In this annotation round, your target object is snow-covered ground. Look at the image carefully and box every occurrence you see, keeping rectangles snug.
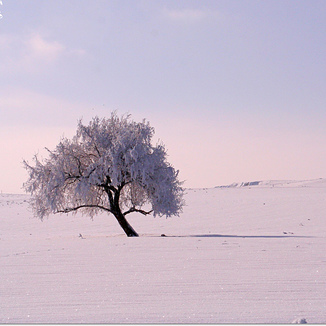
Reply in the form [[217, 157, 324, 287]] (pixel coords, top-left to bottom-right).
[[1, 179, 326, 323]]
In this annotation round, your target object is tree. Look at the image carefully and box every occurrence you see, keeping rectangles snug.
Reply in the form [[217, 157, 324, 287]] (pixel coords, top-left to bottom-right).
[[23, 113, 184, 237]]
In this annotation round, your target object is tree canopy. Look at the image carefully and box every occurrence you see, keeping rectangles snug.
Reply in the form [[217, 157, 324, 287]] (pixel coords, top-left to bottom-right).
[[23, 113, 184, 236]]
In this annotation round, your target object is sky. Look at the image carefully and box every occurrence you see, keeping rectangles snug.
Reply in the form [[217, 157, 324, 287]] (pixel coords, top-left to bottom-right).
[[1, 0, 326, 193]]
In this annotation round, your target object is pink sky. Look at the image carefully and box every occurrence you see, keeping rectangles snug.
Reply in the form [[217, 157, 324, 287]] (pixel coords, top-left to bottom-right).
[[1, 0, 326, 193]]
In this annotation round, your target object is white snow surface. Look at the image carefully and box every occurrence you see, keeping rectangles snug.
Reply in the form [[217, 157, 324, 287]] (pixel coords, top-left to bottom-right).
[[1, 178, 326, 323]]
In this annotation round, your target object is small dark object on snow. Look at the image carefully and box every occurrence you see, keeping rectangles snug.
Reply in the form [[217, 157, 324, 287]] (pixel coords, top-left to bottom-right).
[[161, 234, 166, 237], [292, 318, 307, 324]]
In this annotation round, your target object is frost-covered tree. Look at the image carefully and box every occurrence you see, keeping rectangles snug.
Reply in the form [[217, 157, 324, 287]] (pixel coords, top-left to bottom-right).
[[23, 113, 184, 237]]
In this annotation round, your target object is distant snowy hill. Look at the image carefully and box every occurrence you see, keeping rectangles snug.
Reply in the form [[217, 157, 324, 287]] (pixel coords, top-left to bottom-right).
[[216, 178, 326, 188]]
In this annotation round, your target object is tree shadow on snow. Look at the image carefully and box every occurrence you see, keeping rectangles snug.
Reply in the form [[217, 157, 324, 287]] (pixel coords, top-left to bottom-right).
[[166, 234, 314, 239]]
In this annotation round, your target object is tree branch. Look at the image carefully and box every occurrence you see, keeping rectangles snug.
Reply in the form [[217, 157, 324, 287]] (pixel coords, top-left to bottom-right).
[[123, 207, 153, 216], [56, 204, 112, 214], [81, 125, 102, 157]]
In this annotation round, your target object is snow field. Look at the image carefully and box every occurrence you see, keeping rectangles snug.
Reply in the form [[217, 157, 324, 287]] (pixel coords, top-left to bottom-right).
[[1, 179, 326, 323]]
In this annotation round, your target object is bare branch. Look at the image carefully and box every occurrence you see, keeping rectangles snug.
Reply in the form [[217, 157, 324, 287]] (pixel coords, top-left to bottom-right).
[[56, 204, 112, 214], [123, 207, 153, 216]]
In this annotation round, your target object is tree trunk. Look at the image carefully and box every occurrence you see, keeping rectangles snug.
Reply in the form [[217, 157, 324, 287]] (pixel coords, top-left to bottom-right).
[[105, 186, 139, 237], [113, 210, 139, 237]]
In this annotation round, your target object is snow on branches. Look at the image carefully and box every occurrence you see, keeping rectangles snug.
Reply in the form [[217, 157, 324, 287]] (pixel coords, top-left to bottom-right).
[[23, 112, 185, 236]]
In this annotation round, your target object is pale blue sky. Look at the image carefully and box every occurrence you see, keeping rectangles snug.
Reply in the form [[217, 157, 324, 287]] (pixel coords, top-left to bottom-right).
[[1, 0, 326, 193]]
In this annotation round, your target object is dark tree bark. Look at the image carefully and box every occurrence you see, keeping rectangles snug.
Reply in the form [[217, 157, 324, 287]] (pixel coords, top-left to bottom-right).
[[113, 210, 139, 237], [105, 184, 139, 237]]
